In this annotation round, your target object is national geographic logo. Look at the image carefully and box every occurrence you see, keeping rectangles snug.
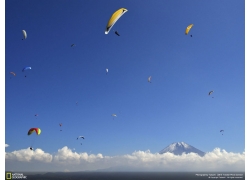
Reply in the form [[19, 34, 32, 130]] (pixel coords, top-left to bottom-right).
[[6, 172, 11, 179], [6, 172, 27, 179]]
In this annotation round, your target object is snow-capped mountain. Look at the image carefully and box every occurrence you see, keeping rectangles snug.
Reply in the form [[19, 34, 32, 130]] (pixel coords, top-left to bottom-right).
[[159, 142, 205, 156]]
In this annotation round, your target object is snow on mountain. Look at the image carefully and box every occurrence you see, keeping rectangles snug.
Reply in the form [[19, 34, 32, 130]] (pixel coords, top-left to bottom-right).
[[159, 142, 205, 156]]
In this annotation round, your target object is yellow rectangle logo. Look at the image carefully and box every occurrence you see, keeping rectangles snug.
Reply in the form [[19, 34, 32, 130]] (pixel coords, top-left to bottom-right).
[[6, 172, 12, 180]]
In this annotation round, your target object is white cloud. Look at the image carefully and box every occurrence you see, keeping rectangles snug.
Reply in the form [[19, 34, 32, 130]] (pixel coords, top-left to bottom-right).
[[5, 144, 9, 148], [5, 146, 245, 172], [5, 147, 52, 163], [53, 146, 103, 164]]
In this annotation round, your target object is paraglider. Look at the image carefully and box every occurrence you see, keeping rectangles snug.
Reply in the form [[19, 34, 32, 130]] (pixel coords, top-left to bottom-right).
[[105, 8, 128, 34], [10, 72, 16, 76], [106, 68, 108, 75], [22, 66, 31, 77], [59, 123, 62, 131], [77, 136, 84, 144], [10, 72, 16, 79], [28, 128, 41, 148], [71, 44, 75, 47], [115, 31, 120, 36], [28, 128, 42, 150], [208, 90, 214, 96], [220, 130, 224, 135], [22, 30, 27, 40], [148, 76, 152, 83], [77, 136, 84, 140], [28, 128, 41, 135], [185, 24, 193, 36], [112, 114, 117, 120], [22, 66, 31, 72]]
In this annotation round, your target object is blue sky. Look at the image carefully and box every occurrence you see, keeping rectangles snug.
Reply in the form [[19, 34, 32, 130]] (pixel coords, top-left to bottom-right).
[[3, 0, 248, 173]]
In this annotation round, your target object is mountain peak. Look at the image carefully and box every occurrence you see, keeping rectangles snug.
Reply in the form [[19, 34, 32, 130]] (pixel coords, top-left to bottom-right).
[[159, 142, 205, 156]]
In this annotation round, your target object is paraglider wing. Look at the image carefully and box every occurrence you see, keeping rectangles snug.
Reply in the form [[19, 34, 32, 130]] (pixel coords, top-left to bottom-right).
[[71, 44, 75, 47], [22, 66, 32, 72], [185, 24, 193, 35], [208, 90, 214, 96], [22, 30, 27, 40], [77, 136, 84, 139], [28, 128, 41, 135], [148, 76, 152, 83], [112, 114, 117, 120], [10, 72, 16, 76], [105, 8, 128, 34]]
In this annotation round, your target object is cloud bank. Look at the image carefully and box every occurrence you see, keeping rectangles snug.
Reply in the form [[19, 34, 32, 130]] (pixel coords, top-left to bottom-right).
[[5, 146, 245, 172]]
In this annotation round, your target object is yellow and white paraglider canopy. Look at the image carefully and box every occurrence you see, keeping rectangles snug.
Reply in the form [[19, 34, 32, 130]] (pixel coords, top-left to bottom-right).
[[105, 8, 128, 34], [185, 24, 193, 35]]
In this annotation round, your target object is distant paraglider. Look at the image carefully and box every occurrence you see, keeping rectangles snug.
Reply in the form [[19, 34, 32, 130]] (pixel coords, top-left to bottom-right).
[[71, 44, 75, 47], [10, 72, 16, 79], [59, 123, 62, 131], [105, 8, 128, 34], [112, 114, 117, 120], [208, 90, 214, 98], [220, 130, 224, 135], [185, 24, 193, 37], [28, 128, 41, 135], [10, 72, 16, 76], [22, 66, 31, 77], [77, 136, 84, 140], [22, 66, 31, 72], [148, 76, 152, 83], [22, 30, 27, 40], [28, 128, 41, 149], [77, 136, 84, 145], [106, 68, 108, 75]]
